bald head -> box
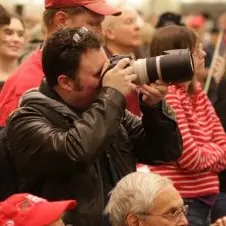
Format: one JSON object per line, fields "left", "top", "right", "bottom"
{"left": 103, "top": 6, "right": 141, "bottom": 30}
{"left": 103, "top": 6, "right": 142, "bottom": 53}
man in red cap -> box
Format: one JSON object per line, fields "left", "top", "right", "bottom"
{"left": 0, "top": 193, "right": 76, "bottom": 226}
{"left": 0, "top": 0, "right": 120, "bottom": 126}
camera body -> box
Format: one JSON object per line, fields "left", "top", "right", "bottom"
{"left": 106, "top": 49, "right": 194, "bottom": 85}
{"left": 108, "top": 55, "right": 133, "bottom": 70}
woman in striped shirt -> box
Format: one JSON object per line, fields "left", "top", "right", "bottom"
{"left": 139, "top": 25, "right": 226, "bottom": 226}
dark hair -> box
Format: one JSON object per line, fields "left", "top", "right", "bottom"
{"left": 201, "top": 12, "right": 211, "bottom": 20}
{"left": 42, "top": 27, "right": 101, "bottom": 88}
{"left": 210, "top": 26, "right": 219, "bottom": 34}
{"left": 150, "top": 25, "right": 197, "bottom": 57}
{"left": 155, "top": 12, "right": 184, "bottom": 28}
{"left": 0, "top": 4, "right": 24, "bottom": 29}
{"left": 11, "top": 14, "right": 25, "bottom": 29}
{"left": 0, "top": 4, "right": 10, "bottom": 26}
{"left": 43, "top": 6, "right": 88, "bottom": 28}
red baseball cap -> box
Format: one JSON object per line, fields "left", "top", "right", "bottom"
{"left": 45, "top": 0, "right": 121, "bottom": 16}
{"left": 0, "top": 193, "right": 77, "bottom": 226}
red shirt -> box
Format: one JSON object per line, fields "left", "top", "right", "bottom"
{"left": 0, "top": 50, "right": 43, "bottom": 126}
{"left": 126, "top": 91, "right": 141, "bottom": 116}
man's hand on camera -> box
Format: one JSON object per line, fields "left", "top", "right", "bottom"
{"left": 139, "top": 80, "right": 168, "bottom": 106}
{"left": 102, "top": 58, "right": 137, "bottom": 97}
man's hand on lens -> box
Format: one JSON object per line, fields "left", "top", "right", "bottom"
{"left": 139, "top": 80, "right": 168, "bottom": 106}
{"left": 102, "top": 58, "right": 137, "bottom": 96}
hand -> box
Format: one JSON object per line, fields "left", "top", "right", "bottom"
{"left": 102, "top": 58, "right": 137, "bottom": 97}
{"left": 211, "top": 217, "right": 226, "bottom": 226}
{"left": 139, "top": 80, "right": 168, "bottom": 106}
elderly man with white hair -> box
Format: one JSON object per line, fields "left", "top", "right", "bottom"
{"left": 105, "top": 172, "right": 226, "bottom": 226}
{"left": 104, "top": 172, "right": 188, "bottom": 226}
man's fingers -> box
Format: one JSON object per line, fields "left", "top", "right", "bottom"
{"left": 129, "top": 83, "right": 137, "bottom": 91}
{"left": 123, "top": 65, "right": 135, "bottom": 75}
{"left": 155, "top": 80, "right": 168, "bottom": 86}
{"left": 140, "top": 84, "right": 167, "bottom": 96}
{"left": 114, "top": 58, "right": 131, "bottom": 71}
{"left": 140, "top": 86, "right": 162, "bottom": 98}
{"left": 128, "top": 74, "right": 137, "bottom": 82}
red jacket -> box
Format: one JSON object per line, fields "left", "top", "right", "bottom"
{"left": 0, "top": 50, "right": 43, "bottom": 126}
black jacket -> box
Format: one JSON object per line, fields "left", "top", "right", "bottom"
{"left": 214, "top": 78, "right": 226, "bottom": 192}
{"left": 6, "top": 82, "right": 182, "bottom": 226}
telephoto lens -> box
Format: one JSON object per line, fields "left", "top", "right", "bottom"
{"left": 105, "top": 48, "right": 194, "bottom": 85}
{"left": 134, "top": 49, "right": 194, "bottom": 85}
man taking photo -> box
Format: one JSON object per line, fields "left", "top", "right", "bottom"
{"left": 6, "top": 28, "right": 182, "bottom": 226}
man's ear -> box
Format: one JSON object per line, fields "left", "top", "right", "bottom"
{"left": 104, "top": 28, "right": 115, "bottom": 41}
{"left": 52, "top": 11, "right": 71, "bottom": 29}
{"left": 58, "top": 74, "right": 74, "bottom": 92}
{"left": 127, "top": 213, "right": 140, "bottom": 226}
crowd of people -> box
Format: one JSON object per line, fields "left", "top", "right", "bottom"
{"left": 1, "top": 0, "right": 226, "bottom": 225}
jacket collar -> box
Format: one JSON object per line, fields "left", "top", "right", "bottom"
{"left": 19, "top": 80, "right": 80, "bottom": 118}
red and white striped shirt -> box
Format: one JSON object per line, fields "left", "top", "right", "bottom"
{"left": 138, "top": 83, "right": 226, "bottom": 198}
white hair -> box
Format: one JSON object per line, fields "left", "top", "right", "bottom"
{"left": 102, "top": 5, "right": 139, "bottom": 30}
{"left": 104, "top": 171, "right": 172, "bottom": 226}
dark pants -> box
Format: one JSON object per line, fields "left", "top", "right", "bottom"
{"left": 211, "top": 192, "right": 226, "bottom": 223}
{"left": 184, "top": 198, "right": 211, "bottom": 226}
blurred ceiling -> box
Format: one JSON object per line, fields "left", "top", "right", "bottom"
{"left": 1, "top": 0, "right": 226, "bottom": 18}
{"left": 180, "top": 0, "right": 226, "bottom": 2}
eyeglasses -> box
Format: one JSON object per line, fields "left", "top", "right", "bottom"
{"left": 137, "top": 205, "right": 188, "bottom": 223}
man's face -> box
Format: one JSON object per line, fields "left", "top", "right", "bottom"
{"left": 107, "top": 9, "right": 142, "bottom": 49}
{"left": 69, "top": 47, "right": 108, "bottom": 109}
{"left": 136, "top": 186, "right": 188, "bottom": 226}
{"left": 68, "top": 10, "right": 105, "bottom": 38}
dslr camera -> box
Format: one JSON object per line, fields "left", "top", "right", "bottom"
{"left": 105, "top": 49, "right": 194, "bottom": 85}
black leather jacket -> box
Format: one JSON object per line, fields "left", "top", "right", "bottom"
{"left": 6, "top": 83, "right": 182, "bottom": 226}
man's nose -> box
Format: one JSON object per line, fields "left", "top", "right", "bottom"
{"left": 178, "top": 214, "right": 189, "bottom": 226}
{"left": 134, "top": 24, "right": 141, "bottom": 31}
{"left": 12, "top": 33, "right": 21, "bottom": 42}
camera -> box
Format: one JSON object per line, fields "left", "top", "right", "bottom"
{"left": 105, "top": 49, "right": 194, "bottom": 85}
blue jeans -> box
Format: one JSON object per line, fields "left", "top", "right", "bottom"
{"left": 184, "top": 198, "right": 211, "bottom": 226}
{"left": 211, "top": 192, "right": 226, "bottom": 223}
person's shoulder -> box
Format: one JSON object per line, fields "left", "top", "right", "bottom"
{"left": 6, "top": 103, "right": 43, "bottom": 128}
{"left": 7, "top": 89, "right": 50, "bottom": 124}
{"left": 14, "top": 49, "right": 42, "bottom": 75}
{"left": 2, "top": 50, "right": 43, "bottom": 95}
